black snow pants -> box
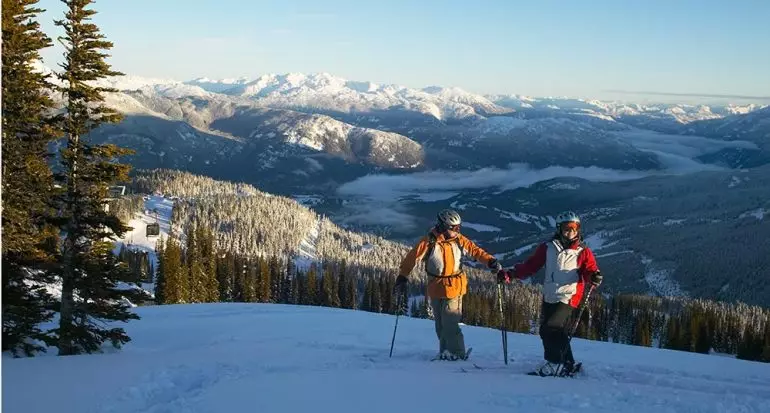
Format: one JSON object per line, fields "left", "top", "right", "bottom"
{"left": 539, "top": 301, "right": 576, "bottom": 365}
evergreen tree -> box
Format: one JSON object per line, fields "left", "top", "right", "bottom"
{"left": 693, "top": 312, "right": 712, "bottom": 354}
{"left": 305, "top": 265, "right": 317, "bottom": 306}
{"left": 53, "top": 0, "right": 141, "bottom": 355}
{"left": 216, "top": 252, "right": 234, "bottom": 302}
{"left": 379, "top": 276, "right": 392, "bottom": 314}
{"left": 196, "top": 225, "right": 219, "bottom": 302}
{"left": 320, "top": 264, "right": 339, "bottom": 308}
{"left": 153, "top": 236, "right": 165, "bottom": 304}
{"left": 410, "top": 297, "right": 419, "bottom": 318}
{"left": 633, "top": 313, "right": 652, "bottom": 347}
{"left": 284, "top": 258, "right": 296, "bottom": 304}
{"left": 288, "top": 269, "right": 299, "bottom": 305}
{"left": 418, "top": 298, "right": 430, "bottom": 319}
{"left": 337, "top": 260, "right": 347, "bottom": 309}
{"left": 761, "top": 320, "right": 770, "bottom": 363}
{"left": 371, "top": 278, "right": 382, "bottom": 313}
{"left": 161, "top": 231, "right": 187, "bottom": 304}
{"left": 736, "top": 324, "right": 759, "bottom": 361}
{"left": 295, "top": 271, "right": 305, "bottom": 305}
{"left": 185, "top": 224, "right": 206, "bottom": 302}
{"left": 360, "top": 277, "right": 372, "bottom": 311}
{"left": 258, "top": 256, "right": 271, "bottom": 302}
{"left": 244, "top": 258, "right": 257, "bottom": 302}
{"left": 1, "top": 0, "right": 62, "bottom": 356}
{"left": 664, "top": 316, "right": 684, "bottom": 351}
{"left": 269, "top": 255, "right": 282, "bottom": 303}
{"left": 345, "top": 277, "right": 357, "bottom": 310}
{"left": 279, "top": 266, "right": 291, "bottom": 304}
{"left": 232, "top": 255, "right": 246, "bottom": 302}
{"left": 422, "top": 296, "right": 435, "bottom": 320}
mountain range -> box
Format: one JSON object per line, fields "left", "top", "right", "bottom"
{"left": 37, "top": 63, "right": 770, "bottom": 305}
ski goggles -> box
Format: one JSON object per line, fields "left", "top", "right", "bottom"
{"left": 560, "top": 222, "right": 579, "bottom": 231}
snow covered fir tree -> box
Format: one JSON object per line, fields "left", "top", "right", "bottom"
{"left": 2, "top": 1, "right": 770, "bottom": 412}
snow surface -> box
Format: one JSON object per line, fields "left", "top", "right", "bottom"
{"left": 3, "top": 304, "right": 769, "bottom": 413}
{"left": 583, "top": 230, "right": 621, "bottom": 251}
{"left": 461, "top": 222, "right": 502, "bottom": 232}
{"left": 495, "top": 208, "right": 550, "bottom": 231}
{"left": 739, "top": 208, "right": 766, "bottom": 221}
{"left": 641, "top": 256, "right": 686, "bottom": 297}
{"left": 295, "top": 218, "right": 321, "bottom": 271}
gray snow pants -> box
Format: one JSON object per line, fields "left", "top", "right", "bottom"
{"left": 430, "top": 296, "right": 465, "bottom": 358}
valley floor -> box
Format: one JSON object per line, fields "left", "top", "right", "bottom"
{"left": 3, "top": 303, "right": 769, "bottom": 413}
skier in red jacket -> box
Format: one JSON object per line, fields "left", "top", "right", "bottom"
{"left": 498, "top": 211, "right": 602, "bottom": 377}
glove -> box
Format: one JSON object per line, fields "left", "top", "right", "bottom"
{"left": 394, "top": 275, "right": 408, "bottom": 293}
{"left": 487, "top": 258, "right": 502, "bottom": 272}
{"left": 497, "top": 270, "right": 510, "bottom": 284}
{"left": 590, "top": 270, "right": 602, "bottom": 286}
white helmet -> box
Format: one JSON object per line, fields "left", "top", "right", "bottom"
{"left": 437, "top": 209, "right": 462, "bottom": 227}
{"left": 555, "top": 211, "right": 580, "bottom": 227}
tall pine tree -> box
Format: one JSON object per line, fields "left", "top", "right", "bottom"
{"left": 153, "top": 236, "right": 165, "bottom": 304}
{"left": 345, "top": 277, "right": 357, "bottom": 310}
{"left": 216, "top": 252, "right": 234, "bottom": 302}
{"left": 257, "top": 256, "right": 271, "bottom": 303}
{"left": 1, "top": 0, "right": 60, "bottom": 356}
{"left": 305, "top": 266, "right": 317, "bottom": 306}
{"left": 185, "top": 223, "right": 203, "bottom": 302}
{"left": 53, "top": 0, "right": 141, "bottom": 355}
{"left": 195, "top": 225, "right": 219, "bottom": 302}
{"left": 160, "top": 230, "right": 187, "bottom": 304}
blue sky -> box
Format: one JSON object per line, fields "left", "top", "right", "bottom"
{"left": 36, "top": 0, "right": 769, "bottom": 102}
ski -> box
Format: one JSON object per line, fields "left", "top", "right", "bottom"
{"left": 430, "top": 347, "right": 473, "bottom": 362}
{"left": 527, "top": 362, "right": 582, "bottom": 378}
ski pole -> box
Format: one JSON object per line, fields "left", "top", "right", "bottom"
{"left": 389, "top": 290, "right": 403, "bottom": 358}
{"left": 497, "top": 283, "right": 508, "bottom": 365}
{"left": 555, "top": 284, "right": 595, "bottom": 376}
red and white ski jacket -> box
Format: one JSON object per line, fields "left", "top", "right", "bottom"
{"left": 513, "top": 238, "right": 599, "bottom": 307}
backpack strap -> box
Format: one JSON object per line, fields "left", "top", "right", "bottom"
{"left": 422, "top": 230, "right": 463, "bottom": 276}
{"left": 421, "top": 231, "right": 438, "bottom": 265}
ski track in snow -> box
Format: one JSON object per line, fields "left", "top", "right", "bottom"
{"left": 3, "top": 304, "right": 769, "bottom": 413}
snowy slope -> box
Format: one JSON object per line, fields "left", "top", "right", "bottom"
{"left": 3, "top": 304, "right": 769, "bottom": 413}
{"left": 295, "top": 217, "right": 321, "bottom": 270}
{"left": 113, "top": 195, "right": 175, "bottom": 291}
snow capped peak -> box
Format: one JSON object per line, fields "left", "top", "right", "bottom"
{"left": 422, "top": 85, "right": 465, "bottom": 95}
{"left": 344, "top": 80, "right": 379, "bottom": 93}
{"left": 190, "top": 76, "right": 251, "bottom": 84}
{"left": 179, "top": 71, "right": 512, "bottom": 120}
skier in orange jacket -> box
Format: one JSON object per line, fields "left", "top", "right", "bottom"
{"left": 395, "top": 209, "right": 501, "bottom": 360}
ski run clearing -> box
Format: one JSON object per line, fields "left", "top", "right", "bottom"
{"left": 3, "top": 304, "right": 769, "bottom": 413}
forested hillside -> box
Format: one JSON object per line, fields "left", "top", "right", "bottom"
{"left": 120, "top": 169, "right": 770, "bottom": 363}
